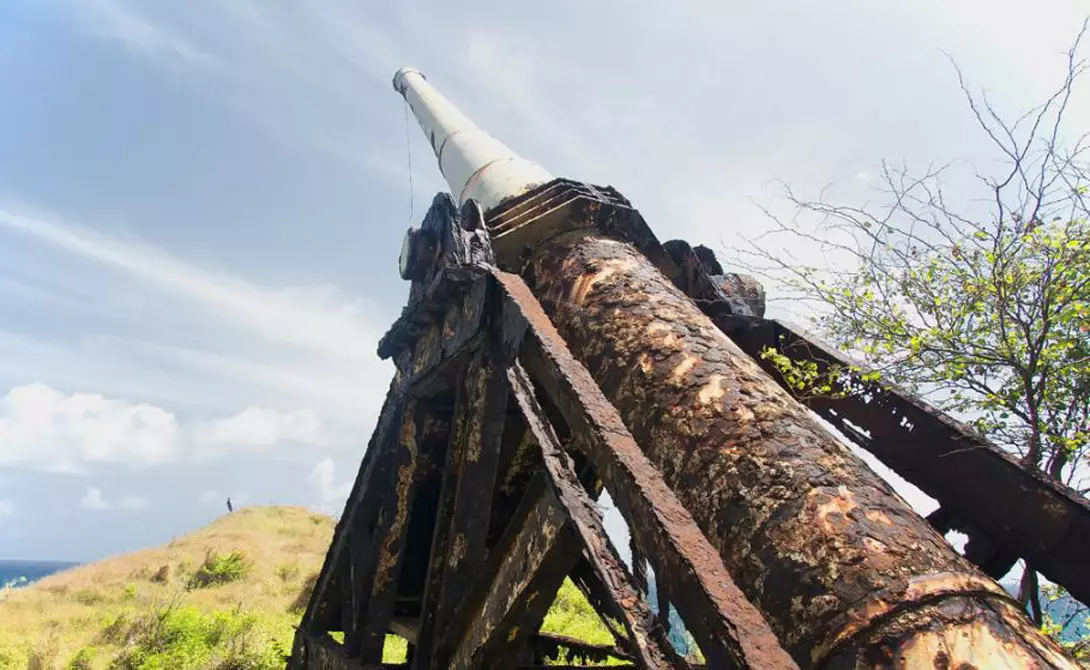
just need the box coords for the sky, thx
[0,0,1087,562]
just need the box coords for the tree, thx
[741,19,1089,659]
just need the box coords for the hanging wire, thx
[403,100,415,224]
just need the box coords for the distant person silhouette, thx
[226,497,234,513]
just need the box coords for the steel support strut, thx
[520,231,1076,669]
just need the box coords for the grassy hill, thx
[0,506,620,669]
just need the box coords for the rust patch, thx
[371,409,419,595]
[671,353,700,381]
[697,374,726,405]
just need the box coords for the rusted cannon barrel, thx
[518,232,1073,668]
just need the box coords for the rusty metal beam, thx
[303,386,406,634]
[291,629,400,670]
[630,537,648,595]
[727,317,1090,608]
[508,363,682,669]
[518,232,1077,668]
[529,631,634,664]
[412,342,509,670]
[494,269,798,669]
[445,473,582,670]
[355,401,443,662]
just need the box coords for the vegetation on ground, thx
[0,507,332,669]
[0,506,660,668]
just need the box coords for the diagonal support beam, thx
[493,269,798,670]
[446,473,582,670]
[508,364,681,669]
[354,399,440,662]
[302,386,406,635]
[412,342,509,670]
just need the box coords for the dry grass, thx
[0,505,661,668]
[0,506,333,669]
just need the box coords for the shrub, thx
[275,562,300,583]
[75,588,106,605]
[106,604,282,670]
[67,646,96,670]
[26,634,59,670]
[97,613,131,646]
[188,550,251,589]
[150,565,171,584]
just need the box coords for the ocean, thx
[0,560,79,588]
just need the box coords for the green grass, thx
[0,506,649,668]
[0,507,333,669]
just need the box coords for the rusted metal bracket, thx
[482,178,681,285]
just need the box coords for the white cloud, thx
[0,383,181,472]
[0,381,334,471]
[76,0,212,65]
[0,500,13,519]
[199,489,218,503]
[80,487,147,511]
[203,407,325,449]
[307,458,352,506]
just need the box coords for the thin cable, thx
[404,100,414,224]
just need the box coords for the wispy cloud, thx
[0,206,392,433]
[201,407,326,450]
[75,0,213,65]
[0,207,381,365]
[80,486,148,511]
[307,457,352,513]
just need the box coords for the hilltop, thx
[0,506,618,669]
[0,506,332,669]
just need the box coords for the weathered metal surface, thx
[291,630,397,670]
[508,363,682,669]
[529,631,634,664]
[302,386,405,634]
[630,537,649,595]
[494,269,798,669]
[356,401,439,662]
[725,318,1090,609]
[520,232,1077,668]
[661,239,764,319]
[445,473,582,670]
[824,593,1077,669]
[412,343,509,669]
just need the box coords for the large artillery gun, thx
[289,68,1090,669]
